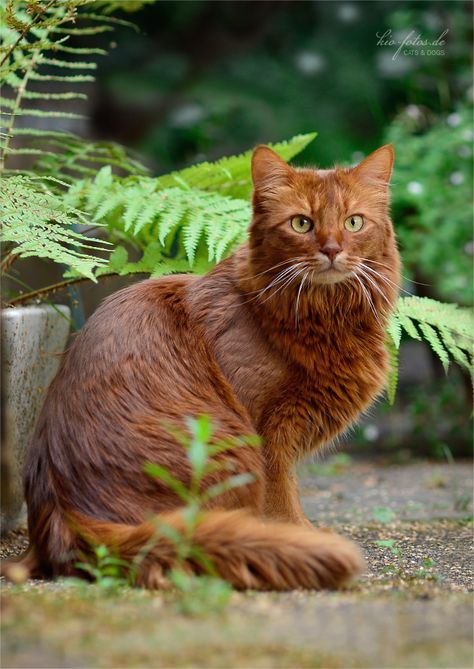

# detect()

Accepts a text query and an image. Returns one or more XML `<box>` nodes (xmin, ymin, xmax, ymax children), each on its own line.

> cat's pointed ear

<box><xmin>252</xmin><ymin>146</ymin><xmax>292</xmax><ymax>190</ymax></box>
<box><xmin>353</xmin><ymin>144</ymin><xmax>394</xmax><ymax>185</ymax></box>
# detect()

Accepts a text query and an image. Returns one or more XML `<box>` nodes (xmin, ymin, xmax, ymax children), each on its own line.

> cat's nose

<box><xmin>320</xmin><ymin>240</ymin><xmax>342</xmax><ymax>262</ymax></box>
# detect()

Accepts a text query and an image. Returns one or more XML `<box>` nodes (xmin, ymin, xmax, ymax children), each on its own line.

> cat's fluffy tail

<box><xmin>2</xmin><ymin>509</ymin><xmax>363</xmax><ymax>590</ymax></box>
<box><xmin>75</xmin><ymin>509</ymin><xmax>363</xmax><ymax>590</ymax></box>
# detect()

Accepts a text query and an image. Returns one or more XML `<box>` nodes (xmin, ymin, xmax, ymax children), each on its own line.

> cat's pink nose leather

<box><xmin>320</xmin><ymin>240</ymin><xmax>342</xmax><ymax>262</ymax></box>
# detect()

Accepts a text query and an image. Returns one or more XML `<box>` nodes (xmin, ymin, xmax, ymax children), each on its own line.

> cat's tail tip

<box><xmin>188</xmin><ymin>509</ymin><xmax>365</xmax><ymax>591</ymax></box>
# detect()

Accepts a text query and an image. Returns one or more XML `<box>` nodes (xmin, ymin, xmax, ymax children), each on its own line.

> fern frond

<box><xmin>1</xmin><ymin>175</ymin><xmax>110</xmax><ymax>280</ymax></box>
<box><xmin>386</xmin><ymin>337</ymin><xmax>399</xmax><ymax>405</ymax></box>
<box><xmin>387</xmin><ymin>296</ymin><xmax>474</xmax><ymax>400</ymax></box>
<box><xmin>38</xmin><ymin>57</ymin><xmax>98</xmax><ymax>70</ymax></box>
<box><xmin>0</xmin><ymin>0</ymin><xmax>146</xmax><ymax>179</ymax></box>
<box><xmin>4</xmin><ymin>108</ymin><xmax>86</xmax><ymax>119</ymax></box>
<box><xmin>69</xmin><ymin>170</ymin><xmax>252</xmax><ymax>267</ymax></box>
<box><xmin>28</xmin><ymin>72</ymin><xmax>95</xmax><ymax>82</ymax></box>
<box><xmin>155</xmin><ymin>132</ymin><xmax>317</xmax><ymax>199</ymax></box>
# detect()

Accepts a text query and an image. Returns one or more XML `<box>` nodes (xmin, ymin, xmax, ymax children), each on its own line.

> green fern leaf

<box><xmin>386</xmin><ymin>336</ymin><xmax>399</xmax><ymax>405</ymax></box>
<box><xmin>1</xmin><ymin>175</ymin><xmax>110</xmax><ymax>280</ymax></box>
<box><xmin>399</xmin><ymin>314</ymin><xmax>421</xmax><ymax>340</ymax></box>
<box><xmin>418</xmin><ymin>322</ymin><xmax>450</xmax><ymax>371</ymax></box>
<box><xmin>389</xmin><ymin>296</ymin><xmax>474</xmax><ymax>396</ymax></box>
<box><xmin>38</xmin><ymin>57</ymin><xmax>98</xmax><ymax>70</ymax></box>
<box><xmin>386</xmin><ymin>311</ymin><xmax>402</xmax><ymax>348</ymax></box>
<box><xmin>155</xmin><ymin>132</ymin><xmax>317</xmax><ymax>199</ymax></box>
<box><xmin>183</xmin><ymin>209</ymin><xmax>205</xmax><ymax>266</ymax></box>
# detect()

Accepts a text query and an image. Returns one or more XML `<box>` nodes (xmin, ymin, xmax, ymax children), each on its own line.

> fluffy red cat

<box><xmin>10</xmin><ymin>144</ymin><xmax>400</xmax><ymax>590</ymax></box>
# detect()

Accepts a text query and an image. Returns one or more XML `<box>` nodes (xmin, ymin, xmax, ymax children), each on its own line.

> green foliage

<box><xmin>144</xmin><ymin>415</ymin><xmax>257</xmax><ymax>610</ymax></box>
<box><xmin>0</xmin><ymin>0</ymin><xmax>146</xmax><ymax>180</ymax></box>
<box><xmin>75</xmin><ymin>543</ymin><xmax>130</xmax><ymax>592</ymax></box>
<box><xmin>64</xmin><ymin>133</ymin><xmax>316</xmax><ymax>275</ymax></box>
<box><xmin>67</xmin><ymin>168</ymin><xmax>251</xmax><ymax>269</ymax></box>
<box><xmin>388</xmin><ymin>105</ymin><xmax>473</xmax><ymax>306</ymax></box>
<box><xmin>387</xmin><ymin>297</ymin><xmax>473</xmax><ymax>401</ymax></box>
<box><xmin>74</xmin><ymin>415</ymin><xmax>256</xmax><ymax>609</ymax></box>
<box><xmin>154</xmin><ymin>132</ymin><xmax>316</xmax><ymax>200</ymax></box>
<box><xmin>1</xmin><ymin>175</ymin><xmax>109</xmax><ymax>279</ymax></box>
<box><xmin>169</xmin><ymin>570</ymin><xmax>232</xmax><ymax>617</ymax></box>
<box><xmin>371</xmin><ymin>507</ymin><xmax>396</xmax><ymax>524</ymax></box>
<box><xmin>0</xmin><ymin>0</ymin><xmax>148</xmax><ymax>283</ymax></box>
<box><xmin>374</xmin><ymin>539</ymin><xmax>439</xmax><ymax>582</ymax></box>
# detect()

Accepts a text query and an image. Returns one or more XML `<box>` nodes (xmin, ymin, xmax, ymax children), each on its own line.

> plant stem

<box><xmin>0</xmin><ymin>251</ymin><xmax>19</xmax><ymax>274</ymax></box>
<box><xmin>0</xmin><ymin>0</ymin><xmax>73</xmax><ymax>173</ymax></box>
<box><xmin>0</xmin><ymin>0</ymin><xmax>57</xmax><ymax>68</ymax></box>
<box><xmin>6</xmin><ymin>273</ymin><xmax>118</xmax><ymax>307</ymax></box>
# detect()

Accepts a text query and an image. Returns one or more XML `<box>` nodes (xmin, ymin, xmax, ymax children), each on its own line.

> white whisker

<box><xmin>360</xmin><ymin>263</ymin><xmax>410</xmax><ymax>296</ymax></box>
<box><xmin>258</xmin><ymin>266</ymin><xmax>307</xmax><ymax>306</ymax></box>
<box><xmin>295</xmin><ymin>271</ymin><xmax>309</xmax><ymax>330</ymax></box>
<box><xmin>232</xmin><ymin>262</ymin><xmax>307</xmax><ymax>308</ymax></box>
<box><xmin>352</xmin><ymin>273</ymin><xmax>382</xmax><ymax>327</ymax></box>
<box><xmin>254</xmin><ymin>262</ymin><xmax>307</xmax><ymax>298</ymax></box>
<box><xmin>356</xmin><ymin>266</ymin><xmax>391</xmax><ymax>306</ymax></box>
<box><xmin>360</xmin><ymin>257</ymin><xmax>427</xmax><ymax>288</ymax></box>
<box><xmin>249</xmin><ymin>257</ymin><xmax>304</xmax><ymax>281</ymax></box>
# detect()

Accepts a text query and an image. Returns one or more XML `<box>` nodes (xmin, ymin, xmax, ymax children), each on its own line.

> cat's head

<box><xmin>247</xmin><ymin>144</ymin><xmax>399</xmax><ymax>295</ymax></box>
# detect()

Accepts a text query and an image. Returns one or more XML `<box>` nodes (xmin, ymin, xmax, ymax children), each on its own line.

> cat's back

<box><xmin>65</xmin><ymin>274</ymin><xmax>197</xmax><ymax>374</ymax></box>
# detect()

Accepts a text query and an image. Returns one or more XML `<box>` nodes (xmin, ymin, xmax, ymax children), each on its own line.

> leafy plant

<box><xmin>374</xmin><ymin>539</ymin><xmax>439</xmax><ymax>582</ymax></box>
<box><xmin>63</xmin><ymin>132</ymin><xmax>315</xmax><ymax>276</ymax></box>
<box><xmin>144</xmin><ymin>414</ymin><xmax>258</xmax><ymax>573</ymax></box>
<box><xmin>73</xmin><ymin>415</ymin><xmax>257</xmax><ymax>611</ymax></box>
<box><xmin>387</xmin><ymin>296</ymin><xmax>473</xmax><ymax>402</ymax></box>
<box><xmin>75</xmin><ymin>543</ymin><xmax>130</xmax><ymax>592</ymax></box>
<box><xmin>371</xmin><ymin>507</ymin><xmax>396</xmax><ymax>524</ymax></box>
<box><xmin>0</xmin><ymin>0</ymin><xmax>148</xmax><ymax>285</ymax></box>
<box><xmin>0</xmin><ymin>0</ymin><xmax>146</xmax><ymax>180</ymax></box>
<box><xmin>388</xmin><ymin>104</ymin><xmax>473</xmax><ymax>306</ymax></box>
<box><xmin>1</xmin><ymin>175</ymin><xmax>110</xmax><ymax>279</ymax></box>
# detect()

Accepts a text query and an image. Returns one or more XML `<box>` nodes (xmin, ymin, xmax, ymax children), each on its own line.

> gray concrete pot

<box><xmin>1</xmin><ymin>305</ymin><xmax>71</xmax><ymax>534</ymax></box>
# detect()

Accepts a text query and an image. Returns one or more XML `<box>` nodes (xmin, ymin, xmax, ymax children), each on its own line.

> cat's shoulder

<box><xmin>101</xmin><ymin>274</ymin><xmax>195</xmax><ymax>310</ymax></box>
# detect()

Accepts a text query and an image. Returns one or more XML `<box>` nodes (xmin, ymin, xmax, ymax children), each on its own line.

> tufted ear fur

<box><xmin>251</xmin><ymin>146</ymin><xmax>292</xmax><ymax>191</ymax></box>
<box><xmin>353</xmin><ymin>144</ymin><xmax>394</xmax><ymax>185</ymax></box>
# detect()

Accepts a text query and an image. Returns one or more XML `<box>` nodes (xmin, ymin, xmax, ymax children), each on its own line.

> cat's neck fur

<box><xmin>232</xmin><ymin>243</ymin><xmax>397</xmax><ymax>372</ymax></box>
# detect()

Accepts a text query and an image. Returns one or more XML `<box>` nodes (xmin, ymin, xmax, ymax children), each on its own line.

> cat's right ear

<box><xmin>251</xmin><ymin>146</ymin><xmax>292</xmax><ymax>191</ymax></box>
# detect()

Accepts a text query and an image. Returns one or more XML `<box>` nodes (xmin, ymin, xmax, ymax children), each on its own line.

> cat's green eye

<box><xmin>290</xmin><ymin>215</ymin><xmax>313</xmax><ymax>234</ymax></box>
<box><xmin>344</xmin><ymin>215</ymin><xmax>364</xmax><ymax>232</ymax></box>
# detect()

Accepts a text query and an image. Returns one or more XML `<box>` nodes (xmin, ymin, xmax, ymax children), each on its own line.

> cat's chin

<box><xmin>311</xmin><ymin>268</ymin><xmax>352</xmax><ymax>286</ymax></box>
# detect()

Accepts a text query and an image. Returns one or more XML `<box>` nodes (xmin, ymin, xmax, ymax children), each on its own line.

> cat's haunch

<box><xmin>5</xmin><ymin>145</ymin><xmax>400</xmax><ymax>590</ymax></box>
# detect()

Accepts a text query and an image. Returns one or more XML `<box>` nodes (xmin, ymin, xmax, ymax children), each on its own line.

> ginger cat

<box><xmin>13</xmin><ymin>144</ymin><xmax>400</xmax><ymax>590</ymax></box>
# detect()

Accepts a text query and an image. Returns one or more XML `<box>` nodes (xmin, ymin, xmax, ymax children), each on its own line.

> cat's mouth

<box><xmin>311</xmin><ymin>266</ymin><xmax>352</xmax><ymax>285</ymax></box>
<box><xmin>310</xmin><ymin>257</ymin><xmax>355</xmax><ymax>285</ymax></box>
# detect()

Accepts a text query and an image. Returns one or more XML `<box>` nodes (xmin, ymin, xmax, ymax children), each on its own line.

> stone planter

<box><xmin>1</xmin><ymin>305</ymin><xmax>71</xmax><ymax>534</ymax></box>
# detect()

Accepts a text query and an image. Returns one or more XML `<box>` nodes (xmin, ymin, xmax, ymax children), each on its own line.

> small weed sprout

<box><xmin>74</xmin><ymin>544</ymin><xmax>131</xmax><ymax>593</ymax></box>
<box><xmin>373</xmin><ymin>538</ymin><xmax>404</xmax><ymax>575</ymax></box>
<box><xmin>371</xmin><ymin>507</ymin><xmax>396</xmax><ymax>524</ymax></box>
<box><xmin>373</xmin><ymin>539</ymin><xmax>439</xmax><ymax>582</ymax></box>
<box><xmin>75</xmin><ymin>415</ymin><xmax>259</xmax><ymax>612</ymax></box>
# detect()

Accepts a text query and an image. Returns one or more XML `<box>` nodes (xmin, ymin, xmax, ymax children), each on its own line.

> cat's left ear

<box><xmin>252</xmin><ymin>146</ymin><xmax>292</xmax><ymax>190</ymax></box>
<box><xmin>353</xmin><ymin>144</ymin><xmax>394</xmax><ymax>185</ymax></box>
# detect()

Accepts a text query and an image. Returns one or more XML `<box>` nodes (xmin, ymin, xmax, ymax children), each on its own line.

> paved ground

<box><xmin>1</xmin><ymin>459</ymin><xmax>473</xmax><ymax>668</ymax></box>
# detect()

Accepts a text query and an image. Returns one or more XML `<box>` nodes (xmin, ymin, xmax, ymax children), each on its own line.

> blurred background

<box><xmin>7</xmin><ymin>0</ymin><xmax>474</xmax><ymax>460</ymax></box>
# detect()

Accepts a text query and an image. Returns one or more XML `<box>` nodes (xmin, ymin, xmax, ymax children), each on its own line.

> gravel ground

<box><xmin>1</xmin><ymin>460</ymin><xmax>473</xmax><ymax>668</ymax></box>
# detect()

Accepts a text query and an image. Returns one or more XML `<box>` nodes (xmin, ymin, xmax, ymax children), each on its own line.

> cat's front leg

<box><xmin>259</xmin><ymin>402</ymin><xmax>318</xmax><ymax>528</ymax></box>
<box><xmin>263</xmin><ymin>464</ymin><xmax>313</xmax><ymax>527</ymax></box>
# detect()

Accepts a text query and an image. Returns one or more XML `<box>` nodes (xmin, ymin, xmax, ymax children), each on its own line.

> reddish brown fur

<box><xmin>4</xmin><ymin>145</ymin><xmax>400</xmax><ymax>590</ymax></box>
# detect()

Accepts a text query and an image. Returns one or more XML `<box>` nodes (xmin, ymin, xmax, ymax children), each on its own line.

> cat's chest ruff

<box><xmin>281</xmin><ymin>324</ymin><xmax>388</xmax><ymax>418</ymax></box>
